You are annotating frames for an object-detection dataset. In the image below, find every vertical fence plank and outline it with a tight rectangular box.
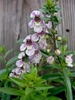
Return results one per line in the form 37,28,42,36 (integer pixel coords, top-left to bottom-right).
0,0,3,69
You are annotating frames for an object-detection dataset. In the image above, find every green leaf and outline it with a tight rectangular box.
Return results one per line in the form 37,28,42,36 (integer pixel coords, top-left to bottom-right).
1,81,11,100
0,46,5,54
35,85,53,91
39,8,46,13
42,73,62,80
9,77,25,87
0,69,6,75
20,95,27,100
55,7,62,12
41,17,50,21
52,16,59,23
25,87,33,96
0,65,15,80
5,49,13,58
0,69,8,80
58,17,62,20
48,96,62,100
50,86,65,95
69,72,75,77
0,55,4,61
1,94,11,100
6,56,18,66
60,44,67,53
17,39,24,44
64,51,75,55
62,68,73,100
30,95,46,100
40,49,50,57
0,87,22,96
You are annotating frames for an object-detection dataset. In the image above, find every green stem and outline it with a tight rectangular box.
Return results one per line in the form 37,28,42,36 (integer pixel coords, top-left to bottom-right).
53,34,56,49
62,68,73,100
52,16,73,100
52,21,57,49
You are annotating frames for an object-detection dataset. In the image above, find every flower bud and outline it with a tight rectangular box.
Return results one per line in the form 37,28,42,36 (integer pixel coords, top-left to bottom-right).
46,44,52,52
55,49,61,55
52,30,57,34
59,20,61,24
56,35,62,41
54,13,58,16
45,35,50,39
47,49,50,52
62,37,67,44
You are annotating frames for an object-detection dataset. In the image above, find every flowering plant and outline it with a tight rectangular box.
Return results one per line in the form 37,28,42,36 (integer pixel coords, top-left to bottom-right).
0,0,75,100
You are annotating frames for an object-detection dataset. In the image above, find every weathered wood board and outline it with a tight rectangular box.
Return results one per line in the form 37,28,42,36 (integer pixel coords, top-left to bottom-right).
0,0,75,68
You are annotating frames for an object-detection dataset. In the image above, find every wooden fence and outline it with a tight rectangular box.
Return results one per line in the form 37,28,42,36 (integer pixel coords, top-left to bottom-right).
0,0,75,68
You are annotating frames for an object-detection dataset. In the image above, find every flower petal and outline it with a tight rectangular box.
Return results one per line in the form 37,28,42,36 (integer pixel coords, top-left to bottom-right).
28,20,34,28
67,63,73,67
9,73,15,77
65,55,73,64
26,48,35,56
39,38,47,50
47,56,54,64
30,10,43,18
34,25,43,33
12,68,17,73
20,43,26,51
18,52,25,59
24,63,30,73
33,43,38,49
32,33,39,42
27,45,33,50
30,11,36,18
35,53,42,63
16,60,23,67
29,54,35,60
46,14,51,18
46,21,52,29
34,57,41,64
15,68,21,75
23,35,31,42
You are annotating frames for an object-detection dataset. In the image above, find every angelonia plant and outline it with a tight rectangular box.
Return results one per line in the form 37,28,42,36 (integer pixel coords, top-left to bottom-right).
0,0,75,100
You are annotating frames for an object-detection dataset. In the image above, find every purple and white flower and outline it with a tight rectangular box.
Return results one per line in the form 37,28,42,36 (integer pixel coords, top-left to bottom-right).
47,56,54,64
28,10,45,33
9,67,21,78
39,38,47,50
45,14,52,29
32,30,45,42
18,63,30,74
9,63,30,77
29,49,42,64
32,31,47,50
46,21,52,29
16,52,25,67
65,54,73,67
20,35,38,56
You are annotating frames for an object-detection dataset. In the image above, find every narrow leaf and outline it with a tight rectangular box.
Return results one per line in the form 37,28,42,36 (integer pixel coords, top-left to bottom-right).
0,55,4,61
62,68,73,100
42,73,62,80
5,49,13,58
35,85,53,91
0,87,22,96
6,56,18,66
9,77,25,87
48,96,62,100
